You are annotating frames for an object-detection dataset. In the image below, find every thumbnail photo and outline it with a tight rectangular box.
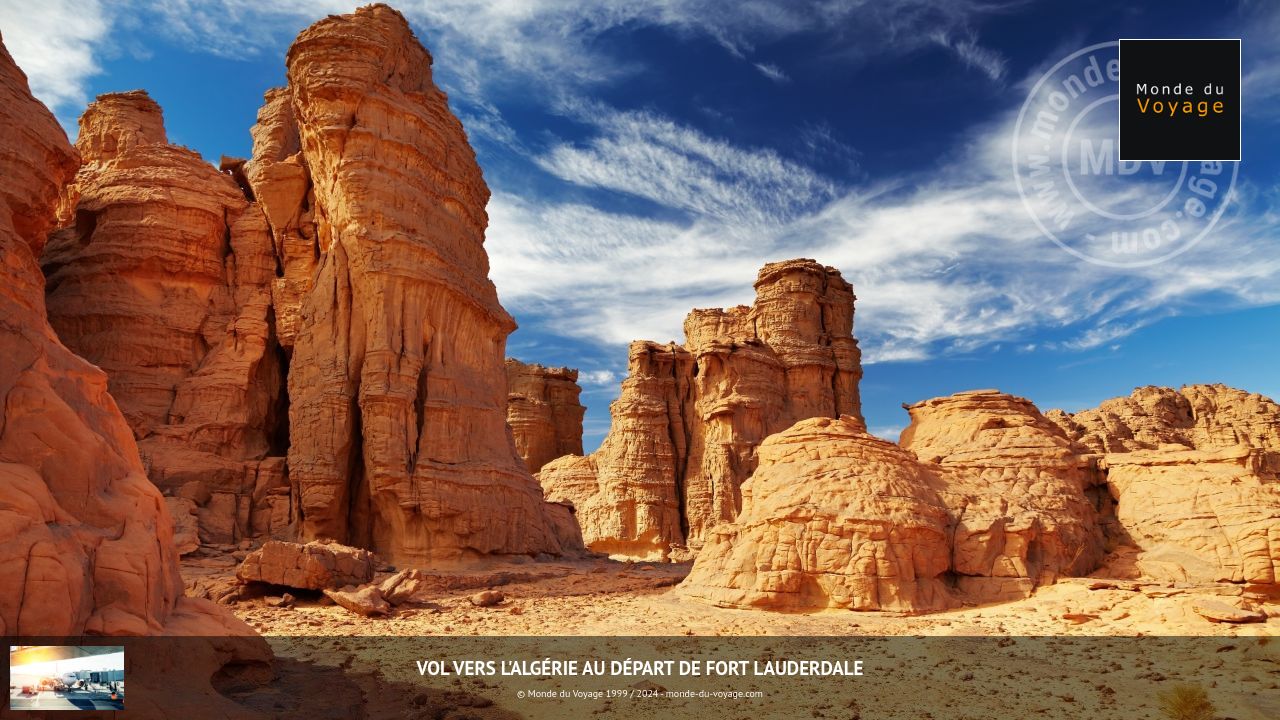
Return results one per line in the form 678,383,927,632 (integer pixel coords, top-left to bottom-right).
8,646,125,712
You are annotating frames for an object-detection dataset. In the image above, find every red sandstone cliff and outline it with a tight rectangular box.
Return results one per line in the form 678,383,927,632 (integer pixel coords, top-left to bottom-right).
0,31,258,643
1049,385,1280,584
540,258,863,560
506,359,585,474
244,5,576,564
44,90,290,549
33,6,579,567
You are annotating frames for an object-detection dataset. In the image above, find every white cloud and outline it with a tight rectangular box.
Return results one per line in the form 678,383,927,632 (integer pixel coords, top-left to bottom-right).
0,0,109,114
753,61,789,83
1241,2,1280,120
580,369,618,386
5,0,1278,371
798,121,860,172
869,425,904,440
488,88,1280,364
1,0,1023,134
536,102,837,224
930,30,1007,82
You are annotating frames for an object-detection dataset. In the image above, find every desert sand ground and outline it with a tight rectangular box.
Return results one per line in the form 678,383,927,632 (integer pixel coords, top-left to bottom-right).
183,550,1278,639
181,548,1280,719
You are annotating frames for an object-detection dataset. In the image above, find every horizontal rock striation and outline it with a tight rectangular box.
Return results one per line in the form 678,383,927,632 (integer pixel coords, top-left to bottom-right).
683,390,1106,612
506,359,585,473
236,540,375,590
27,5,580,567
686,384,1280,612
901,390,1106,602
249,5,575,564
1049,384,1280,584
682,416,954,612
540,258,863,560
0,32,258,642
43,90,291,549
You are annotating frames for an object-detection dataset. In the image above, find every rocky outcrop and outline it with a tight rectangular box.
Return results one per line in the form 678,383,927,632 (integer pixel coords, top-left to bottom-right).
245,5,573,564
1049,385,1280,584
42,90,291,548
28,5,579,567
377,568,430,605
901,390,1106,601
166,497,202,556
244,86,315,352
540,258,863,560
540,342,694,559
682,416,953,612
236,540,375,590
686,384,1280,613
506,359,585,473
683,391,1106,611
0,33,256,640
324,585,390,616
1048,384,1280,463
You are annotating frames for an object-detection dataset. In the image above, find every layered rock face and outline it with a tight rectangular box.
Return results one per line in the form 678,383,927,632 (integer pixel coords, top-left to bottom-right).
43,90,291,549
682,416,954,612
1048,384,1280,463
540,259,863,560
683,391,1105,611
236,540,375,590
506,359,585,473
27,6,577,567
246,5,571,564
1049,385,1280,584
685,383,1280,612
901,390,1106,600
0,33,252,639
540,342,693,559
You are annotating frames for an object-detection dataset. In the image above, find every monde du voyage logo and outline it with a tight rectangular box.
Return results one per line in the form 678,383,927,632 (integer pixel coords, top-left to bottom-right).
1013,39,1241,267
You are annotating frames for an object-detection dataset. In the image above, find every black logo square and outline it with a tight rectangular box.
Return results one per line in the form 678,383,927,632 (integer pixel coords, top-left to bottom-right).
1119,39,1240,161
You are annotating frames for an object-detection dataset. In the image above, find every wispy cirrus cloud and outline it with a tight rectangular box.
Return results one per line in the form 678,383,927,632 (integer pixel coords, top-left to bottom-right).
488,88,1280,364
1,0,1021,126
0,0,109,114
5,0,1280,374
930,30,1008,82
537,102,838,224
753,61,790,83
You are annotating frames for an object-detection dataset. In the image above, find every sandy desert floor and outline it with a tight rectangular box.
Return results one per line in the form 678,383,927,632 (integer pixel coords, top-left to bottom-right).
181,550,1280,719
182,549,1279,638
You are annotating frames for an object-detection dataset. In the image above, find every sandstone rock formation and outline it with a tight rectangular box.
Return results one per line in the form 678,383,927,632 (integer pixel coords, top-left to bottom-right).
540,259,863,559
1049,385,1280,584
1048,384,1280,463
377,568,430,605
0,32,256,641
236,540,375,590
682,416,954,612
43,90,292,548
683,391,1106,611
166,496,202,556
506,359,585,473
324,585,391,616
30,5,577,566
684,383,1280,612
901,390,1106,601
242,5,573,564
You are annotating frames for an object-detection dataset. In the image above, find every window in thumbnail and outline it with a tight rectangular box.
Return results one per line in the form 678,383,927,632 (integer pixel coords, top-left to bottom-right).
8,646,125,711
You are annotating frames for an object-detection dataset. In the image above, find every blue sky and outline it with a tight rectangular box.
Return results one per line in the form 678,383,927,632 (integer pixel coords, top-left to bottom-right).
2,0,1278,448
